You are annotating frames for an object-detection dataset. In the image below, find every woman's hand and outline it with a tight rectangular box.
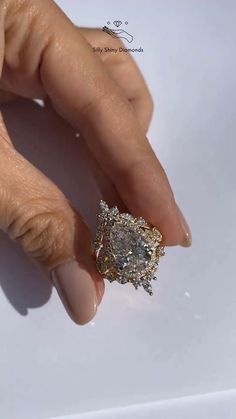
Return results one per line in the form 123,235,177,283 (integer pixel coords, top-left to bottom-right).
0,0,191,324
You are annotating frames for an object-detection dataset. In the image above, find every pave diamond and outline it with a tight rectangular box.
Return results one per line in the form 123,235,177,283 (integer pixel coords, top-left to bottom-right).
94,201,164,295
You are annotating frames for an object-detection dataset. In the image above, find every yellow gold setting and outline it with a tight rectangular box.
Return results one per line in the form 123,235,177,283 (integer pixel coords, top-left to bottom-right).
94,201,165,295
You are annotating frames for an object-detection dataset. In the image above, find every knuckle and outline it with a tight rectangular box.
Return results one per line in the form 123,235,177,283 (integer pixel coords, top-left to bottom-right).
4,0,52,76
111,36,124,49
107,37,126,56
7,196,75,267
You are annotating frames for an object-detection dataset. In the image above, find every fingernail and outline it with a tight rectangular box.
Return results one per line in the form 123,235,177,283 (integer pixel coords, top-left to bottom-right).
177,207,192,247
51,260,98,325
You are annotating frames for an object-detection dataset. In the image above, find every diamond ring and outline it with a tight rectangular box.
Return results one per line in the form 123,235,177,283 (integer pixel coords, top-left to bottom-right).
93,200,165,295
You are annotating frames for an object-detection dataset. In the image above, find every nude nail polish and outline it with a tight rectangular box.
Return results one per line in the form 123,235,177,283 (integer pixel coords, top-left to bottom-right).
177,207,192,247
51,260,98,325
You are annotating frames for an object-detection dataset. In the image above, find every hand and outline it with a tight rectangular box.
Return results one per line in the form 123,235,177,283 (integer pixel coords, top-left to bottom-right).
0,0,191,325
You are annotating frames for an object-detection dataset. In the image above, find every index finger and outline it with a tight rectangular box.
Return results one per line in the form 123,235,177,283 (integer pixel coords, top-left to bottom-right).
4,0,191,246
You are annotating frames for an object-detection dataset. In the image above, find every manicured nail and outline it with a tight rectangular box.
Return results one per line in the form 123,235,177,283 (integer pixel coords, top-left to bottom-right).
177,207,192,247
51,260,97,325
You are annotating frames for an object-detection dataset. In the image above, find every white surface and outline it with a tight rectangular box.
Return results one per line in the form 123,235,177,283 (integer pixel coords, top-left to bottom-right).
0,1,236,418
50,390,236,419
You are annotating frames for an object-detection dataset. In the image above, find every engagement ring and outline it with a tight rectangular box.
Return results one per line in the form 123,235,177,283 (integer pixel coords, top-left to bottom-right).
94,200,165,295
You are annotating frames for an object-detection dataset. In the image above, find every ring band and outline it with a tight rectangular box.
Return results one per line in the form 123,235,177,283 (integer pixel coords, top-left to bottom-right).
94,200,165,295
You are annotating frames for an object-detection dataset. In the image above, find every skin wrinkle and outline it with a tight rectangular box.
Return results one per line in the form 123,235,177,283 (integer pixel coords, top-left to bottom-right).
0,0,191,323
2,0,53,97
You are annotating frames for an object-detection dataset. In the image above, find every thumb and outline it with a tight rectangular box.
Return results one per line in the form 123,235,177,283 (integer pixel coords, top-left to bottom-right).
0,116,104,324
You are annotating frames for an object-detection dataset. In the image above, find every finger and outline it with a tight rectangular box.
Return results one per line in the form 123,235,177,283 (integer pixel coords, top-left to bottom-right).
76,30,186,244
0,115,104,324
104,48,154,133
79,27,153,133
78,29,154,207
80,134,128,211
40,23,191,245
2,0,191,247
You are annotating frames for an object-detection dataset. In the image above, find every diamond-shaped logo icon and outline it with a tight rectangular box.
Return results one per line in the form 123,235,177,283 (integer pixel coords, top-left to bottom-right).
113,20,122,27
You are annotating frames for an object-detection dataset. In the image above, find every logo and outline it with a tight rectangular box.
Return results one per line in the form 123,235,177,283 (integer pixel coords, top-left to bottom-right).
113,20,122,27
92,20,144,54
102,20,134,44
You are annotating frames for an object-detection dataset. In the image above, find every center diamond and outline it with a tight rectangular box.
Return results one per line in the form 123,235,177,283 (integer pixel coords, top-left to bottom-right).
110,223,152,275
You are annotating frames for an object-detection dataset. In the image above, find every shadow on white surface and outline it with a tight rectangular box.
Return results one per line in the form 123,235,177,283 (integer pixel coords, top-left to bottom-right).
1,1,236,418
0,98,100,316
0,232,52,315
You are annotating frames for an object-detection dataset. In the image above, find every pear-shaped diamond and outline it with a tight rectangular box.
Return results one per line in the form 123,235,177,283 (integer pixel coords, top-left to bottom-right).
110,223,153,276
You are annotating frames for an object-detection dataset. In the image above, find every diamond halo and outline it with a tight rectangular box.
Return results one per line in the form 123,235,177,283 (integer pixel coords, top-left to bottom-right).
94,201,165,295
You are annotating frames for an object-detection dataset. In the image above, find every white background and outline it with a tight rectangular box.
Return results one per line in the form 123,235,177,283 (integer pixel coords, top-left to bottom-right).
0,1,236,418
